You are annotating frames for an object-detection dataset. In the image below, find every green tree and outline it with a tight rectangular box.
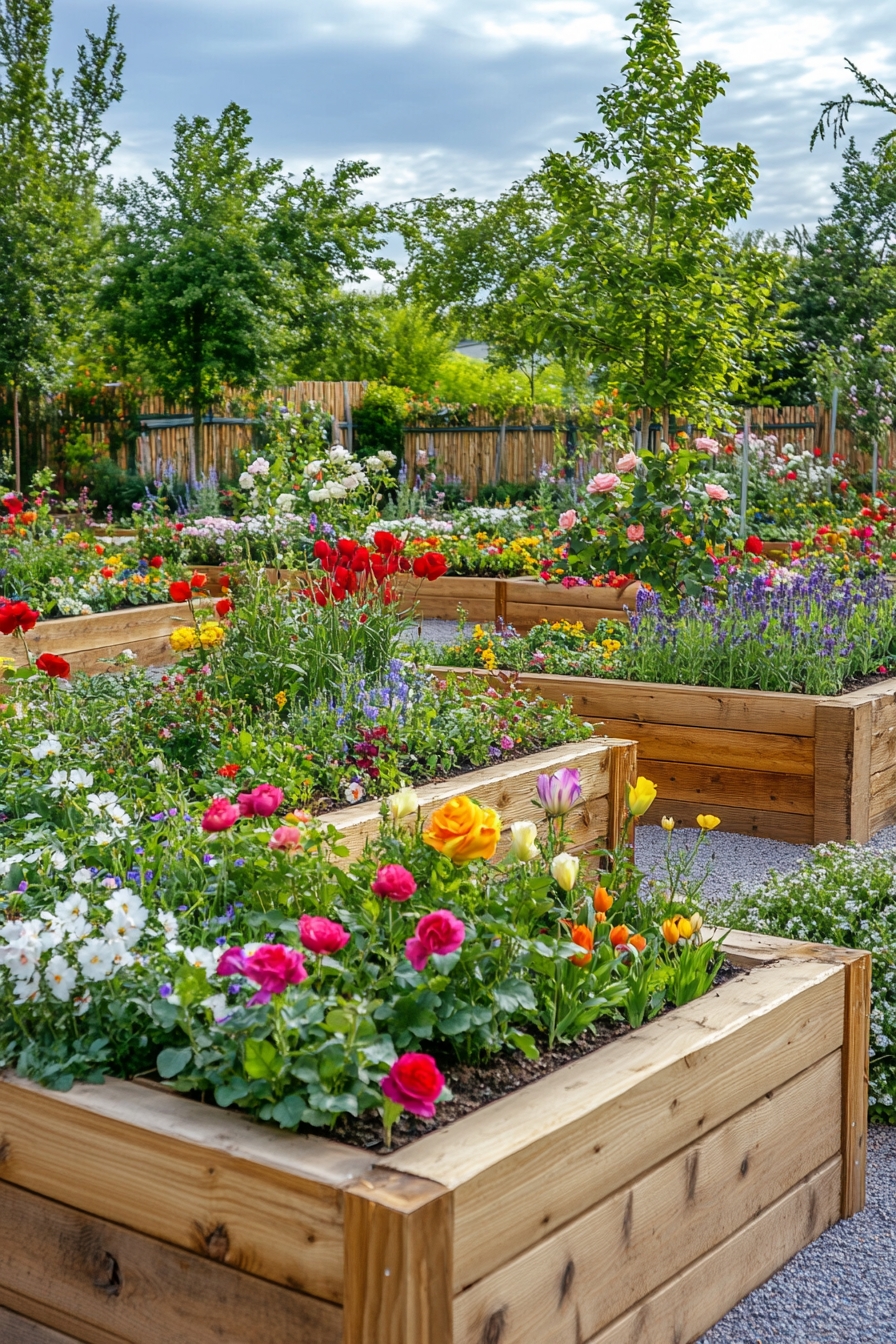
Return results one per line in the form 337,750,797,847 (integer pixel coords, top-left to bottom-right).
101,104,288,481
0,0,124,488
535,0,785,438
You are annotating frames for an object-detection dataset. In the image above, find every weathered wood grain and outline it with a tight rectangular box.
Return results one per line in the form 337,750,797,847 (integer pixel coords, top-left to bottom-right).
0,1179,343,1344
453,1052,841,1344
638,758,815,815
840,949,872,1218
814,699,872,843
640,797,815,845
596,717,815,775
385,959,844,1290
587,1157,841,1344
344,1169,453,1344
0,1073,371,1302
0,1304,85,1344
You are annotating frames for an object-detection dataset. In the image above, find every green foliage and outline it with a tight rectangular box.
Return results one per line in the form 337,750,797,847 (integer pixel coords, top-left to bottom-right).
353,381,407,465
720,844,896,1124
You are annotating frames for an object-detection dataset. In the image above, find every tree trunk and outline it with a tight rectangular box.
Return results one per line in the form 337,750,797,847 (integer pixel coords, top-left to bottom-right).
661,408,669,445
640,407,651,452
190,399,202,484
13,384,21,493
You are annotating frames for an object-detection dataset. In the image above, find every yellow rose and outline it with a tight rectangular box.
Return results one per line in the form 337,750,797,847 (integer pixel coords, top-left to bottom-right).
625,776,657,817
422,795,501,864
696,813,721,831
169,626,199,651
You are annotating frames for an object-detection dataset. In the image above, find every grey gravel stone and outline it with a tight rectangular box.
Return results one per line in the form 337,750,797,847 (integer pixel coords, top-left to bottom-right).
415,617,474,649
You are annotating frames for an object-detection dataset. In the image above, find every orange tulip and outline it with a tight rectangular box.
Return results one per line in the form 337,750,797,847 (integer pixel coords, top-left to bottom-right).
570,924,594,966
629,933,647,952
594,886,614,913
609,924,630,948
595,911,606,923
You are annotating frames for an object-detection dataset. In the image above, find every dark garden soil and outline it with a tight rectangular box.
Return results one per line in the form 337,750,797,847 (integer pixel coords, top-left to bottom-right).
332,958,745,1153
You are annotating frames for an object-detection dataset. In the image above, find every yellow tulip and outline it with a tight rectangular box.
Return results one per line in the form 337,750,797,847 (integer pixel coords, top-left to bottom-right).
625,777,657,817
550,852,580,892
662,918,680,945
696,814,721,831
507,820,540,863
660,815,675,832
676,917,693,940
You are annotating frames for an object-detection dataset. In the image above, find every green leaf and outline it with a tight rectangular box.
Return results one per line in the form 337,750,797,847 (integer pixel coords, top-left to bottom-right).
243,1037,281,1080
156,1046,193,1079
508,1031,540,1061
214,1077,250,1107
271,1093,305,1128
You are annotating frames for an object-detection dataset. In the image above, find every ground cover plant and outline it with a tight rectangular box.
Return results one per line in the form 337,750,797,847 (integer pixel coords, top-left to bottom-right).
0,747,724,1142
435,561,896,695
720,845,896,1125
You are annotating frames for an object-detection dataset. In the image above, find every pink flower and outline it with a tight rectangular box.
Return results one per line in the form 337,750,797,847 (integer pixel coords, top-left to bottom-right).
405,910,466,970
557,509,578,531
298,914,350,955
371,864,417,901
201,798,240,832
704,483,729,501
269,825,304,855
499,734,514,751
626,523,645,543
616,452,639,473
586,472,622,495
238,784,284,817
381,1053,445,1117
695,437,720,455
217,943,307,1004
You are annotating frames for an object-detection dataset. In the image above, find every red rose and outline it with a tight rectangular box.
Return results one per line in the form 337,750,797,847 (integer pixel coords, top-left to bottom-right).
785,471,797,481
298,914,350,956
149,555,164,569
371,864,417,902
744,536,763,556
381,1053,445,1117
174,522,184,532
0,599,40,635
219,573,231,592
215,598,233,617
2,494,23,516
201,797,240,832
168,580,191,603
35,652,71,679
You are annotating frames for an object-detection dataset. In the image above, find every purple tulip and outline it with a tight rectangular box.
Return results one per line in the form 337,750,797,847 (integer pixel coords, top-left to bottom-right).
536,768,583,817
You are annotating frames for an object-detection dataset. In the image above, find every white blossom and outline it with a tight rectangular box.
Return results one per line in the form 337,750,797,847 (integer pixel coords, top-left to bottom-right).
31,735,62,761
77,939,116,981
44,956,77,1002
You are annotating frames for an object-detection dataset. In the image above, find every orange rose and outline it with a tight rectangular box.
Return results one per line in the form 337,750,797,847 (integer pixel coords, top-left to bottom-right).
422,795,501,864
570,924,594,966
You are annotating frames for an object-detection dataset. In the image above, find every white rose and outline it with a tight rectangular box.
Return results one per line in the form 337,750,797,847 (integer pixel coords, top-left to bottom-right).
275,493,295,513
247,457,270,476
303,460,323,477
327,483,348,500
238,472,254,490
328,447,351,465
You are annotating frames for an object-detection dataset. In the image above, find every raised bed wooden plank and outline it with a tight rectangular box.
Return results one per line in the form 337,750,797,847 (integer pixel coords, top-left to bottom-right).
596,717,815,776
589,1157,840,1344
0,1180,343,1344
0,1304,83,1344
324,738,623,865
814,699,872,844
504,579,641,612
452,1052,841,1344
343,1168,453,1344
841,948,872,1217
870,767,896,830
384,958,844,1290
0,1073,372,1303
641,797,815,845
638,758,815,816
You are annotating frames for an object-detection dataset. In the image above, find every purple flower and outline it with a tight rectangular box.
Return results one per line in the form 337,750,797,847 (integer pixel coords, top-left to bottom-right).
159,983,173,998
17,881,27,893
536,767,583,817
234,858,245,868
150,812,166,822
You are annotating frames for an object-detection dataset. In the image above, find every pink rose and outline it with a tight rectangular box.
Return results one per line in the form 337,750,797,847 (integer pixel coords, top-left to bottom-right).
216,943,307,1004
298,914,350,955
586,472,622,495
269,825,304,855
557,509,578,531
405,910,466,970
616,452,639,473
705,483,729,501
201,798,240,832
381,1053,445,1117
371,864,417,902
238,784,284,817
626,523,645,543
695,437,720,455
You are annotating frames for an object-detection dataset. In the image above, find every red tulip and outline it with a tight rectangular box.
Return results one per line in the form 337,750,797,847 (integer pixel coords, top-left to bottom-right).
35,653,71,679
168,581,191,603
149,555,164,569
190,572,207,590
215,598,233,617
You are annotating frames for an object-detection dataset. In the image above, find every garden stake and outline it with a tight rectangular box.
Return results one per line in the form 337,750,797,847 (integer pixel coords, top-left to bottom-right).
739,407,750,538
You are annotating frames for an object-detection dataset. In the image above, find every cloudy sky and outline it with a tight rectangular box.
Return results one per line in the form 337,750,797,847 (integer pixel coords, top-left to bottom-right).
54,0,896,234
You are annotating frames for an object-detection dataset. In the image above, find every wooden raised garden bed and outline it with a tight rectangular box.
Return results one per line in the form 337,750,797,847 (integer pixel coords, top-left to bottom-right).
6,603,211,674
323,736,637,865
0,931,870,1344
435,669,896,844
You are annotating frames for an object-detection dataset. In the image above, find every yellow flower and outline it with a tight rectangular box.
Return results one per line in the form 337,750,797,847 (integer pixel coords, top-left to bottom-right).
198,622,226,648
662,918,680,945
387,786,419,821
661,815,675,831
625,776,657,817
62,530,81,543
550,852,580,891
274,690,287,709
480,648,497,670
696,814,721,831
169,626,199,651
423,795,501,864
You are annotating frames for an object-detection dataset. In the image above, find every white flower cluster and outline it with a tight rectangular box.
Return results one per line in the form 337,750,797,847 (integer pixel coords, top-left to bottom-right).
238,457,271,491
302,446,394,504
462,505,530,531
0,886,152,1005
